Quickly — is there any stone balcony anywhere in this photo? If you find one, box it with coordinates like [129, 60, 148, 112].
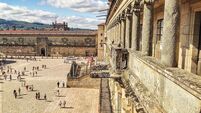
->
[125, 51, 201, 113]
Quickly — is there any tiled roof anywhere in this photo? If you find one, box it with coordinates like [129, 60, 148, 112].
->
[0, 30, 97, 36]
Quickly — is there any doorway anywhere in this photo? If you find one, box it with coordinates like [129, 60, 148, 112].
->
[41, 48, 46, 56]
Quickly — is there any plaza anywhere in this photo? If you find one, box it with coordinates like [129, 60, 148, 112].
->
[0, 58, 100, 113]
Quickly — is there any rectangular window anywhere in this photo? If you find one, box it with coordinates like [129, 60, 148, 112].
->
[157, 19, 164, 41]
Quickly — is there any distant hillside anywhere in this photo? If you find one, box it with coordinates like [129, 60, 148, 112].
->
[0, 19, 51, 30]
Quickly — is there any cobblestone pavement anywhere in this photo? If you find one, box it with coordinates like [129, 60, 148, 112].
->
[0, 59, 99, 113]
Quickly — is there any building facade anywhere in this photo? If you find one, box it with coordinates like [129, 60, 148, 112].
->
[0, 30, 97, 57]
[105, 0, 201, 113]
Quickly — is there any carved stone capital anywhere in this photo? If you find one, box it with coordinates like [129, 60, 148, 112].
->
[131, 1, 141, 13]
[120, 13, 126, 20]
[117, 16, 121, 23]
[141, 0, 155, 5]
[125, 8, 132, 17]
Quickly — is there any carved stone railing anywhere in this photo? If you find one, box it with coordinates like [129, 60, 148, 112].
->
[128, 51, 201, 113]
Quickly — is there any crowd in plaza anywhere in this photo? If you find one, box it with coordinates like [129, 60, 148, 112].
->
[0, 59, 68, 109]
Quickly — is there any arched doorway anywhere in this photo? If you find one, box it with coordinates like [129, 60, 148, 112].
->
[41, 48, 46, 56]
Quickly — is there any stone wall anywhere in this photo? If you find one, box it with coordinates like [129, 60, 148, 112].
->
[49, 46, 96, 57]
[0, 46, 35, 56]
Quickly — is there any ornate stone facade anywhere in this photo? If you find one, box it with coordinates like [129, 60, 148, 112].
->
[105, 0, 201, 113]
[0, 30, 97, 57]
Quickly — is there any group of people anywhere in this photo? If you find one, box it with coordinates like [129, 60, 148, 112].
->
[30, 71, 38, 77]
[13, 88, 21, 99]
[1, 65, 28, 82]
[1, 59, 71, 109]
[59, 100, 67, 108]
[25, 85, 34, 91]
[57, 81, 66, 88]
[35, 92, 47, 100]
[42, 65, 47, 69]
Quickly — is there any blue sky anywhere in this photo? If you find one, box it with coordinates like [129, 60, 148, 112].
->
[0, 0, 108, 29]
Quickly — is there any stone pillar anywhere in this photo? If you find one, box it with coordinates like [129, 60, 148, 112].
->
[125, 9, 132, 49]
[131, 2, 140, 51]
[120, 14, 126, 48]
[141, 1, 154, 55]
[118, 17, 121, 44]
[115, 23, 118, 43]
[161, 0, 179, 67]
[117, 23, 121, 44]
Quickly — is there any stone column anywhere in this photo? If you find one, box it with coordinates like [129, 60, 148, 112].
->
[118, 17, 121, 45]
[161, 0, 179, 67]
[115, 24, 118, 42]
[141, 0, 154, 55]
[117, 23, 120, 44]
[125, 9, 132, 49]
[131, 2, 140, 51]
[120, 14, 126, 48]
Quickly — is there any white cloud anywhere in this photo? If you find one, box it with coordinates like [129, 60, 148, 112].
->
[0, 2, 104, 29]
[57, 16, 103, 29]
[40, 0, 108, 13]
[0, 2, 57, 24]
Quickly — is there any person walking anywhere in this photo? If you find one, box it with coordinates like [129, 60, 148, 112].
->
[62, 81, 65, 88]
[35, 93, 38, 100]
[13, 90, 17, 99]
[4, 75, 7, 80]
[38, 92, 40, 100]
[63, 100, 66, 108]
[57, 82, 60, 88]
[26, 85, 29, 91]
[59, 101, 62, 108]
[44, 94, 47, 101]
[57, 90, 60, 97]
[9, 74, 12, 81]
[18, 88, 21, 96]
[23, 81, 26, 87]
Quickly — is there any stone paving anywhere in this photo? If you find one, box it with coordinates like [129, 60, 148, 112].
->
[0, 59, 100, 113]
[100, 78, 112, 113]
